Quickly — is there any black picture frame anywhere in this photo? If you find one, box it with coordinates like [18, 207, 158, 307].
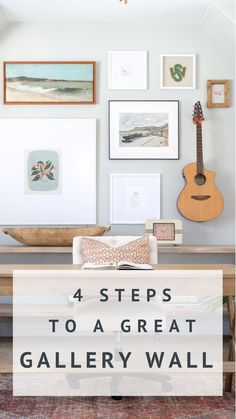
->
[109, 100, 179, 160]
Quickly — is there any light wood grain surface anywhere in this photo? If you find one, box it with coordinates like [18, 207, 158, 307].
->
[0, 264, 234, 295]
[0, 263, 234, 275]
[0, 245, 234, 254]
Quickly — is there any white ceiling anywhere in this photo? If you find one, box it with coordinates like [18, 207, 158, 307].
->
[0, 0, 231, 23]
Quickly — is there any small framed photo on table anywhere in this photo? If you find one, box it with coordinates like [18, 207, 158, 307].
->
[160, 54, 196, 89]
[207, 80, 230, 108]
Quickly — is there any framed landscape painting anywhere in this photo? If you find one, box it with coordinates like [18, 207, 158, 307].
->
[109, 100, 179, 159]
[3, 61, 96, 104]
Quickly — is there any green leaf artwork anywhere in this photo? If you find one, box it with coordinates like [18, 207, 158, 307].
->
[27, 150, 60, 194]
[170, 64, 186, 82]
[31, 161, 55, 182]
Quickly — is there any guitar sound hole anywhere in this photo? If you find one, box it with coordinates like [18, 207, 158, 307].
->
[194, 174, 206, 185]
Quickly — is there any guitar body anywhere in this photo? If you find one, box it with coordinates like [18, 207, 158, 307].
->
[177, 163, 224, 222]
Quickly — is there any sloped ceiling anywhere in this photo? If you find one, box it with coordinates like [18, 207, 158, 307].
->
[0, 0, 235, 54]
[201, 1, 235, 54]
[0, 0, 221, 23]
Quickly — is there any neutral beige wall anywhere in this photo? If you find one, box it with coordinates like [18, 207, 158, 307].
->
[0, 22, 234, 246]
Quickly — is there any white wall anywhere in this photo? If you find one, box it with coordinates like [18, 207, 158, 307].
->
[0, 22, 234, 246]
[0, 7, 9, 33]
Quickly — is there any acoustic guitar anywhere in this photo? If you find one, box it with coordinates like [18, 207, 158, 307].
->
[177, 101, 224, 222]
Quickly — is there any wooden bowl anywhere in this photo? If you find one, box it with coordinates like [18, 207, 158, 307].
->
[3, 226, 111, 246]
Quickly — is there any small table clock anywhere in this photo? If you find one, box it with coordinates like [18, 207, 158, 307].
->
[145, 219, 183, 245]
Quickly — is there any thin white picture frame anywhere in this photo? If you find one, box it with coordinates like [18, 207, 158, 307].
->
[110, 174, 161, 224]
[108, 51, 147, 90]
[0, 119, 97, 226]
[160, 54, 196, 89]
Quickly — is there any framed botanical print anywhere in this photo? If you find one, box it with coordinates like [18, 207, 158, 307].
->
[110, 174, 161, 224]
[108, 51, 147, 90]
[207, 80, 230, 108]
[3, 61, 96, 104]
[109, 100, 179, 160]
[25, 149, 62, 195]
[160, 54, 196, 89]
[0, 119, 97, 225]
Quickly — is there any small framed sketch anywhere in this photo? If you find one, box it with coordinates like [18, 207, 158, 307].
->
[145, 219, 183, 245]
[3, 61, 96, 104]
[207, 80, 230, 108]
[108, 51, 147, 89]
[109, 100, 179, 159]
[160, 54, 196, 89]
[110, 174, 161, 224]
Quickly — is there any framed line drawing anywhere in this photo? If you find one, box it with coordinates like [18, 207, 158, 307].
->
[109, 100, 179, 160]
[160, 54, 196, 89]
[207, 80, 230, 108]
[0, 119, 97, 225]
[108, 51, 147, 90]
[110, 174, 161, 224]
[3, 61, 96, 104]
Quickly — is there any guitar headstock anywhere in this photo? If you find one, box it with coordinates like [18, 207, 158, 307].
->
[193, 101, 205, 124]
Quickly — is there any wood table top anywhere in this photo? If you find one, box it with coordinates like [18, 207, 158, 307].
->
[0, 264, 234, 278]
[0, 245, 235, 254]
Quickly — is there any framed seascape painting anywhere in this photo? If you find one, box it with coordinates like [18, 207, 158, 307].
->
[160, 54, 196, 89]
[109, 100, 179, 159]
[110, 174, 161, 224]
[3, 61, 96, 104]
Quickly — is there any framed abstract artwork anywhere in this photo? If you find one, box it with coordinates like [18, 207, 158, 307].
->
[108, 51, 147, 89]
[0, 119, 97, 225]
[110, 174, 161, 224]
[3, 61, 96, 104]
[109, 100, 179, 159]
[160, 54, 196, 89]
[207, 80, 230, 108]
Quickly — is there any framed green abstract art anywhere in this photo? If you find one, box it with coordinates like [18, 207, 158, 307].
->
[160, 54, 196, 89]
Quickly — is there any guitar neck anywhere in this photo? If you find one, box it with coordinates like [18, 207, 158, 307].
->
[196, 123, 204, 174]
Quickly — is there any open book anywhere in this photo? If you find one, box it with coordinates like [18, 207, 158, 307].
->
[81, 261, 154, 270]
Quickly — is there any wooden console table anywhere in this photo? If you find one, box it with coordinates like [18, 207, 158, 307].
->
[0, 264, 235, 392]
[0, 245, 234, 254]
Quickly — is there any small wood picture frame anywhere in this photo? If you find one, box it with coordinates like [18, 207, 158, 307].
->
[145, 219, 183, 245]
[207, 80, 230, 108]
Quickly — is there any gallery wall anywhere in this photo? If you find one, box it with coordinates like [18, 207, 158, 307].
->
[0, 22, 234, 247]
